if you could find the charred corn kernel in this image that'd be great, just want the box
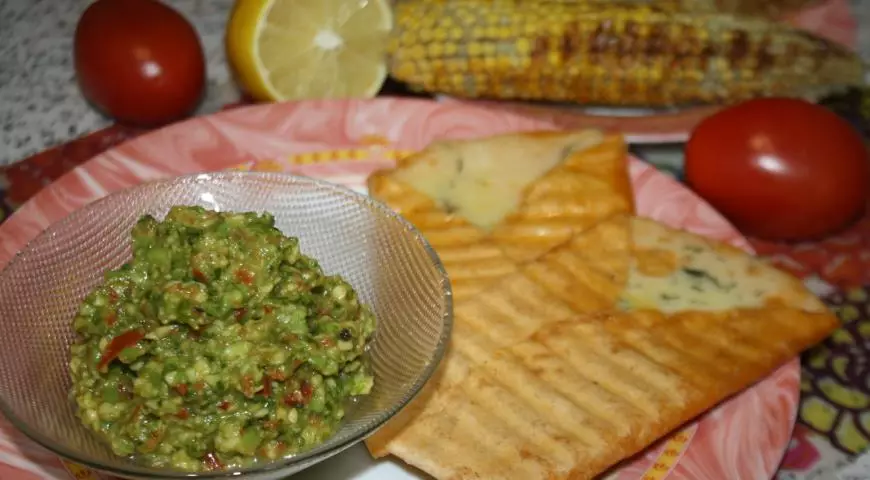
[388,0,866,107]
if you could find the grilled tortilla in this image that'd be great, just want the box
[387,305,836,480]
[370,216,837,479]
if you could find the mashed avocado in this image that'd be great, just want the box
[69,206,376,472]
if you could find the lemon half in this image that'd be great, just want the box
[227,0,393,102]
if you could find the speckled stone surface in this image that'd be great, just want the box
[0,0,868,166]
[0,0,241,166]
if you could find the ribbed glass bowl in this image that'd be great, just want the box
[0,172,453,479]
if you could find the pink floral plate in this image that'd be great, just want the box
[0,98,798,480]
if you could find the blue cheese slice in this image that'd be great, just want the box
[621,217,826,313]
[392,131,604,230]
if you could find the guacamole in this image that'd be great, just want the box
[69,206,376,472]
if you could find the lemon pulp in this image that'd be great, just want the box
[227,0,393,102]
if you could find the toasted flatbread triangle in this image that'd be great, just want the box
[388,306,838,480]
[364,215,631,458]
[367,131,634,300]
[623,216,828,313]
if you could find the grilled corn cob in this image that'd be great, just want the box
[535,0,825,18]
[701,0,824,18]
[388,0,866,107]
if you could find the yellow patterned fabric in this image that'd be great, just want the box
[801,287,870,454]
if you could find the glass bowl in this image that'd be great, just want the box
[0,172,453,479]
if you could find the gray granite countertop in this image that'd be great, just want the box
[1,0,868,166]
[0,0,241,166]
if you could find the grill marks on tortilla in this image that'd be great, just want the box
[364,216,631,458]
[368,213,838,479]
[390,305,837,480]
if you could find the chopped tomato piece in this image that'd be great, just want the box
[97,329,145,372]
[174,383,189,396]
[241,375,255,397]
[142,428,165,452]
[176,408,190,420]
[283,391,304,407]
[283,381,314,407]
[275,441,287,455]
[300,380,313,400]
[234,268,254,285]
[262,419,279,431]
[188,327,202,339]
[233,308,247,321]
[192,268,207,282]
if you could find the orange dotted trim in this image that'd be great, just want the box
[290,149,368,165]
[640,429,694,480]
[62,460,101,480]
[241,148,417,173]
[286,148,415,165]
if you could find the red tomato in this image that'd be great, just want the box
[685,98,870,242]
[74,0,205,127]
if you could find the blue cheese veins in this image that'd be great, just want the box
[621,217,826,313]
[392,131,604,230]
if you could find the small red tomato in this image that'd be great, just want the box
[74,0,206,126]
[685,98,870,241]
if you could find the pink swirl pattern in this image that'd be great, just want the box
[0,99,799,479]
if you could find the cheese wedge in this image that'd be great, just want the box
[391,130,606,230]
[623,216,827,313]
[365,215,632,458]
[368,131,634,300]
